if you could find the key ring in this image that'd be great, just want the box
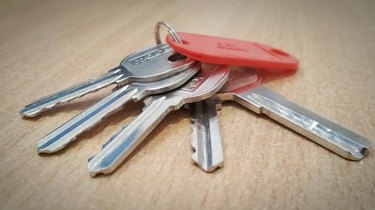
[154,21,182,45]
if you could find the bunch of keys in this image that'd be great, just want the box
[20,21,371,177]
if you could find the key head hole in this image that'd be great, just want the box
[168,53,187,62]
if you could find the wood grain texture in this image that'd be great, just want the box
[1,0,374,209]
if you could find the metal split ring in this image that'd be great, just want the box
[154,21,182,45]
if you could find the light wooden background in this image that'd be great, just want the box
[1,0,374,209]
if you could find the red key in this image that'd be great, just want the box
[166,32,298,72]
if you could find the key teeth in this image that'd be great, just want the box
[21,99,72,117]
[189,101,225,173]
[190,117,199,159]
[191,117,216,171]
[37,127,87,154]
[190,102,208,171]
[38,130,83,154]
[38,100,126,153]
[20,104,54,118]
[20,84,111,117]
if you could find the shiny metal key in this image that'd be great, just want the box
[190,100,224,172]
[20,44,195,117]
[87,66,230,177]
[213,68,371,160]
[37,63,200,153]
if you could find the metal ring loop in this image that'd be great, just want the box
[154,21,182,45]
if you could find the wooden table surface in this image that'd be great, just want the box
[1,0,374,209]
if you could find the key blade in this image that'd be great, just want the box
[21,44,195,117]
[231,86,372,160]
[190,100,224,172]
[88,66,230,176]
[20,69,125,117]
[88,96,174,177]
[37,62,200,153]
[37,85,139,153]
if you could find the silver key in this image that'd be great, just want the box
[20,44,195,117]
[187,68,260,173]
[213,68,371,160]
[37,63,200,153]
[87,66,230,177]
[190,100,224,172]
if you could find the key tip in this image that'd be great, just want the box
[87,161,99,177]
[87,163,111,178]
[37,143,60,154]
[193,161,224,173]
[19,105,42,117]
[89,170,99,178]
[87,157,113,177]
[19,109,33,117]
[19,110,26,117]
[349,147,370,161]
[37,147,53,154]
[191,156,224,173]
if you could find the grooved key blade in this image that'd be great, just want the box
[190,100,224,172]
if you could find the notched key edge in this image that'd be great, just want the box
[190,100,224,172]
[37,86,139,154]
[20,69,125,117]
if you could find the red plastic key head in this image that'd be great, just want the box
[167,32,298,72]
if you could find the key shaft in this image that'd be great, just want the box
[20,44,195,117]
[38,85,138,153]
[190,100,224,172]
[20,69,125,117]
[216,86,371,160]
[37,64,200,153]
[88,96,179,177]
